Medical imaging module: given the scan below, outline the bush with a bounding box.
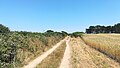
[0,24,65,68]
[0,24,10,34]
[70,32,84,38]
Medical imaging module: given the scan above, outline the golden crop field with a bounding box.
[82,34,120,62]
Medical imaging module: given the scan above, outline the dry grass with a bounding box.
[70,38,120,68]
[36,42,66,68]
[15,36,63,67]
[82,34,120,62]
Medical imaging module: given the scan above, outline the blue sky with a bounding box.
[0,0,120,33]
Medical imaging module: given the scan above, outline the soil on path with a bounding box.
[23,38,66,68]
[59,37,71,68]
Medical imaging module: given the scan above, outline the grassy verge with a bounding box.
[0,31,65,68]
[0,24,66,68]
[36,42,66,68]
[70,38,120,68]
[15,36,64,67]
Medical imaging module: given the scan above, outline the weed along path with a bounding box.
[59,37,71,68]
[23,38,67,68]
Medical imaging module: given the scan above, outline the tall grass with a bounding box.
[36,42,66,68]
[82,34,120,62]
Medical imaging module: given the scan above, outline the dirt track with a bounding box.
[23,38,66,68]
[59,38,70,68]
[23,37,120,68]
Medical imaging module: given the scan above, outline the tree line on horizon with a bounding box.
[86,23,120,34]
[0,24,84,38]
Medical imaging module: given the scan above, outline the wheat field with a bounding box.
[82,34,120,62]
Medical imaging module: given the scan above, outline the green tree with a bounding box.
[114,23,120,33]
[61,31,68,37]
[0,24,10,34]
[46,30,54,33]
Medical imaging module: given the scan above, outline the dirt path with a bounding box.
[23,38,66,68]
[23,37,120,68]
[70,38,120,68]
[59,38,70,68]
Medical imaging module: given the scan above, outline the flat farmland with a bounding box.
[70,37,120,68]
[82,34,120,62]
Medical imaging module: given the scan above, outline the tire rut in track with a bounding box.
[59,38,71,68]
[23,38,66,68]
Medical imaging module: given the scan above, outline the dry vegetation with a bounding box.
[82,34,120,63]
[0,31,65,68]
[36,42,66,68]
[16,36,63,67]
[70,37,120,68]
[0,24,68,68]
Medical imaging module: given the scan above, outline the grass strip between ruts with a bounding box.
[36,42,66,68]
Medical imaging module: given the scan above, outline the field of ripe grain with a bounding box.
[82,34,120,62]
[70,38,120,68]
